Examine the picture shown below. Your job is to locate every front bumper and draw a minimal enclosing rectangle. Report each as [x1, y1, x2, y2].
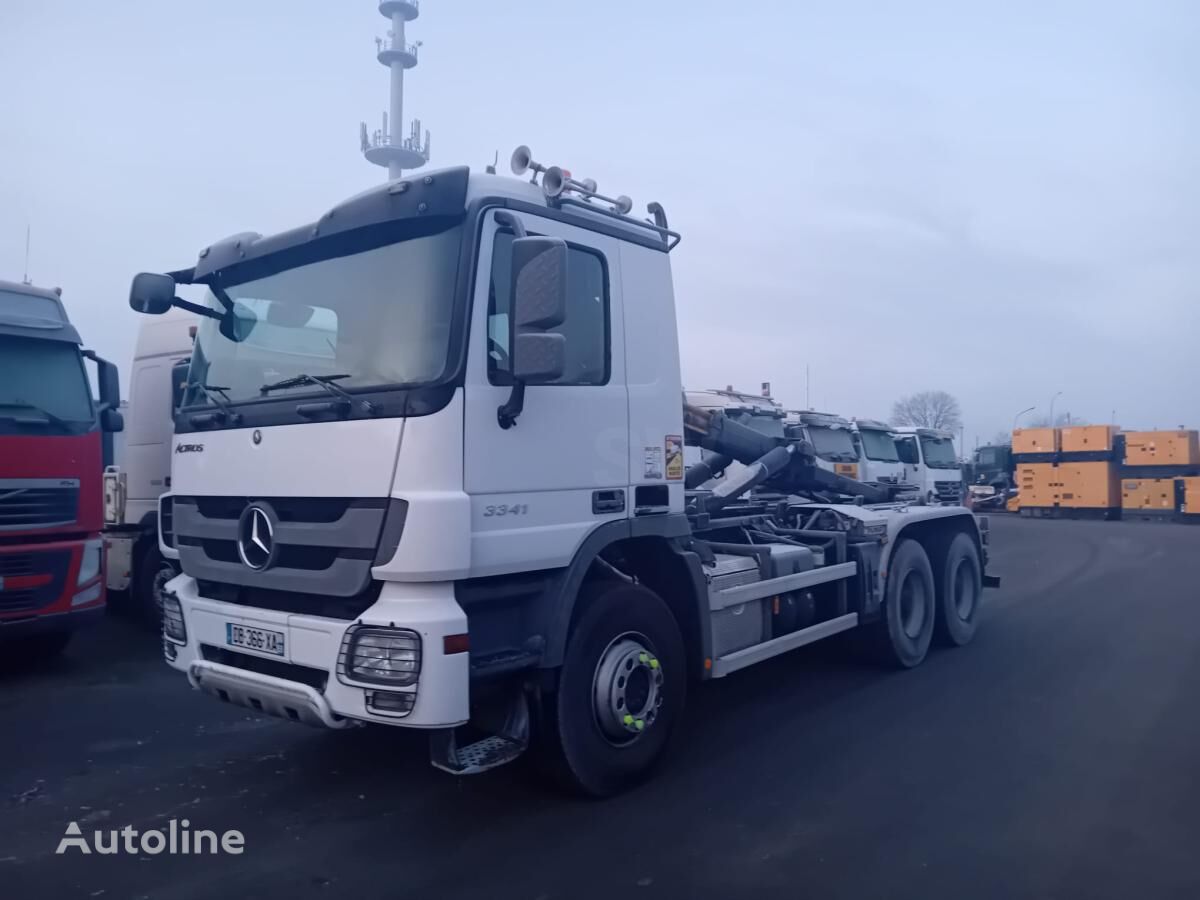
[163, 574, 470, 729]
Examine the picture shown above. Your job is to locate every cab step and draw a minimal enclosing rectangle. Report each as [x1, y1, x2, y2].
[429, 690, 530, 776]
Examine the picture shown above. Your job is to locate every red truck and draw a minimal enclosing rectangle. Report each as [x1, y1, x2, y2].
[1, 278, 122, 660]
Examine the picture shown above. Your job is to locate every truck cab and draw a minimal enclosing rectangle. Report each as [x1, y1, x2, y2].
[0, 279, 122, 657]
[104, 308, 197, 620]
[850, 419, 908, 486]
[786, 410, 861, 479]
[892, 426, 963, 504]
[129, 153, 991, 795]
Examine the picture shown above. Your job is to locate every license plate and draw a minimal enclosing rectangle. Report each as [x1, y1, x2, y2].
[226, 622, 285, 657]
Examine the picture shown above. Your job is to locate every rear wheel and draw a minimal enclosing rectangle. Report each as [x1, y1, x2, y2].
[934, 532, 982, 647]
[541, 582, 686, 797]
[871, 539, 936, 668]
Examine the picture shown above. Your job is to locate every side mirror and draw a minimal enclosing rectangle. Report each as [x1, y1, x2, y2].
[100, 406, 124, 433]
[509, 237, 568, 384]
[129, 272, 176, 315]
[513, 333, 566, 383]
[218, 301, 258, 343]
[497, 234, 569, 428]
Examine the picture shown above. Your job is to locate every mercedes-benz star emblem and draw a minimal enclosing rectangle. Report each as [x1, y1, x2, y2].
[237, 504, 276, 570]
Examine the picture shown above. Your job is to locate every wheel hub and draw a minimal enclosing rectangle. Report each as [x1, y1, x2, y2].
[592, 635, 664, 744]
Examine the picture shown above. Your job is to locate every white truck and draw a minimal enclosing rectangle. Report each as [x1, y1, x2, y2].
[850, 419, 909, 486]
[127, 148, 995, 796]
[103, 308, 196, 619]
[892, 426, 964, 505]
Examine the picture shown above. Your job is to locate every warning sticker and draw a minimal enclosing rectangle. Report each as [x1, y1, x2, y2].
[665, 435, 684, 480]
[643, 445, 663, 480]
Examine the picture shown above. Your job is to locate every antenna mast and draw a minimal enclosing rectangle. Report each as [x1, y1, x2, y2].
[360, 1, 431, 181]
[22, 225, 31, 285]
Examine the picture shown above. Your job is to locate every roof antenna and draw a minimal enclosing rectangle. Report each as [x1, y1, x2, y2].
[486, 150, 498, 175]
[22, 225, 32, 285]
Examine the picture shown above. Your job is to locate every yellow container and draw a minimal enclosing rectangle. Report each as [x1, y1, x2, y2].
[1059, 462, 1120, 509]
[1181, 477, 1200, 514]
[1060, 425, 1118, 454]
[1013, 428, 1058, 455]
[1121, 478, 1177, 510]
[1017, 463, 1061, 507]
[1123, 430, 1200, 467]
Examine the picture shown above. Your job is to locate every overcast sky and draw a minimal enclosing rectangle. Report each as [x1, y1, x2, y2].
[2, 0, 1196, 446]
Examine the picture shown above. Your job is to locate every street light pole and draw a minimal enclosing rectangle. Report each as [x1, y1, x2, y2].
[1049, 391, 1063, 427]
[1012, 405, 1036, 433]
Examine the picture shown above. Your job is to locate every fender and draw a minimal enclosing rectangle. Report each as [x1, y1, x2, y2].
[539, 513, 703, 669]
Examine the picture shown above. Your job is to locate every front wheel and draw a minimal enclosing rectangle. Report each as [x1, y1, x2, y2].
[541, 582, 686, 797]
[135, 546, 178, 627]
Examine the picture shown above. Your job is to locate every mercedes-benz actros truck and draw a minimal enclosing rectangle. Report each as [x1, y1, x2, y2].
[128, 147, 995, 796]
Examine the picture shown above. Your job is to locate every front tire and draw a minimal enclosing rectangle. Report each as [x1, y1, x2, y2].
[871, 539, 936, 668]
[934, 532, 982, 647]
[134, 546, 178, 627]
[541, 582, 686, 797]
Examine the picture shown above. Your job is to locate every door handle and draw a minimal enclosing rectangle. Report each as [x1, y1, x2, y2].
[592, 490, 626, 515]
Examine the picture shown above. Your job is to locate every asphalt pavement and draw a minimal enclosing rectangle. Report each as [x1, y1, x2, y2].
[3, 516, 1199, 899]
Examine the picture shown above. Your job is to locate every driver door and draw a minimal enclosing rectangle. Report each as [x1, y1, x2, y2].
[462, 209, 629, 578]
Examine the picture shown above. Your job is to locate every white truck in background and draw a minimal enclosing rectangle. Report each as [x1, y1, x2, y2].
[127, 147, 995, 796]
[103, 308, 196, 619]
[850, 419, 910, 487]
[892, 426, 964, 505]
[787, 410, 861, 480]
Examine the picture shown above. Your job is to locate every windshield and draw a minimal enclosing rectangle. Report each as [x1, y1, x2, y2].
[920, 435, 959, 468]
[977, 447, 1004, 468]
[0, 335, 94, 433]
[858, 429, 900, 462]
[185, 226, 463, 407]
[806, 426, 858, 462]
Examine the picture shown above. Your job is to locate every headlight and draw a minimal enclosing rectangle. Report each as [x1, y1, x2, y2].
[77, 538, 103, 585]
[162, 593, 187, 643]
[340, 627, 421, 686]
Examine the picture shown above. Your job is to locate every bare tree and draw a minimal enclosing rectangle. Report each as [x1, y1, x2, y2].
[891, 391, 962, 432]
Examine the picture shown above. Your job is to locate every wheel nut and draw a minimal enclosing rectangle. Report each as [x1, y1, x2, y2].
[635, 719, 645, 731]
[623, 714, 634, 726]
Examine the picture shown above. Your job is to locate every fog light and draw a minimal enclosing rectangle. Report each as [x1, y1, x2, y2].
[366, 690, 416, 716]
[71, 583, 103, 607]
[77, 539, 103, 585]
[340, 627, 421, 686]
[162, 593, 187, 644]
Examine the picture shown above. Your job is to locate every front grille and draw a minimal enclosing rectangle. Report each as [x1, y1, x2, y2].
[197, 579, 382, 621]
[0, 481, 79, 531]
[0, 590, 37, 613]
[0, 548, 71, 615]
[0, 554, 35, 577]
[200, 644, 329, 692]
[174, 496, 395, 599]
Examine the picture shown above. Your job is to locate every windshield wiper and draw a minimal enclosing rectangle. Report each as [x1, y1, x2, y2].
[0, 401, 74, 431]
[187, 383, 243, 424]
[259, 373, 377, 416]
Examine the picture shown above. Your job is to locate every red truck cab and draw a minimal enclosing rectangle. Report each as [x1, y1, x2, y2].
[1, 278, 122, 658]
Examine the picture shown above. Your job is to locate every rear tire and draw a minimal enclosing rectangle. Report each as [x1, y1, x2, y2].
[934, 532, 982, 647]
[540, 582, 686, 797]
[871, 539, 936, 668]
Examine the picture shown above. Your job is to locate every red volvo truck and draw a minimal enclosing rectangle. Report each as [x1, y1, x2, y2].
[1, 278, 122, 658]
